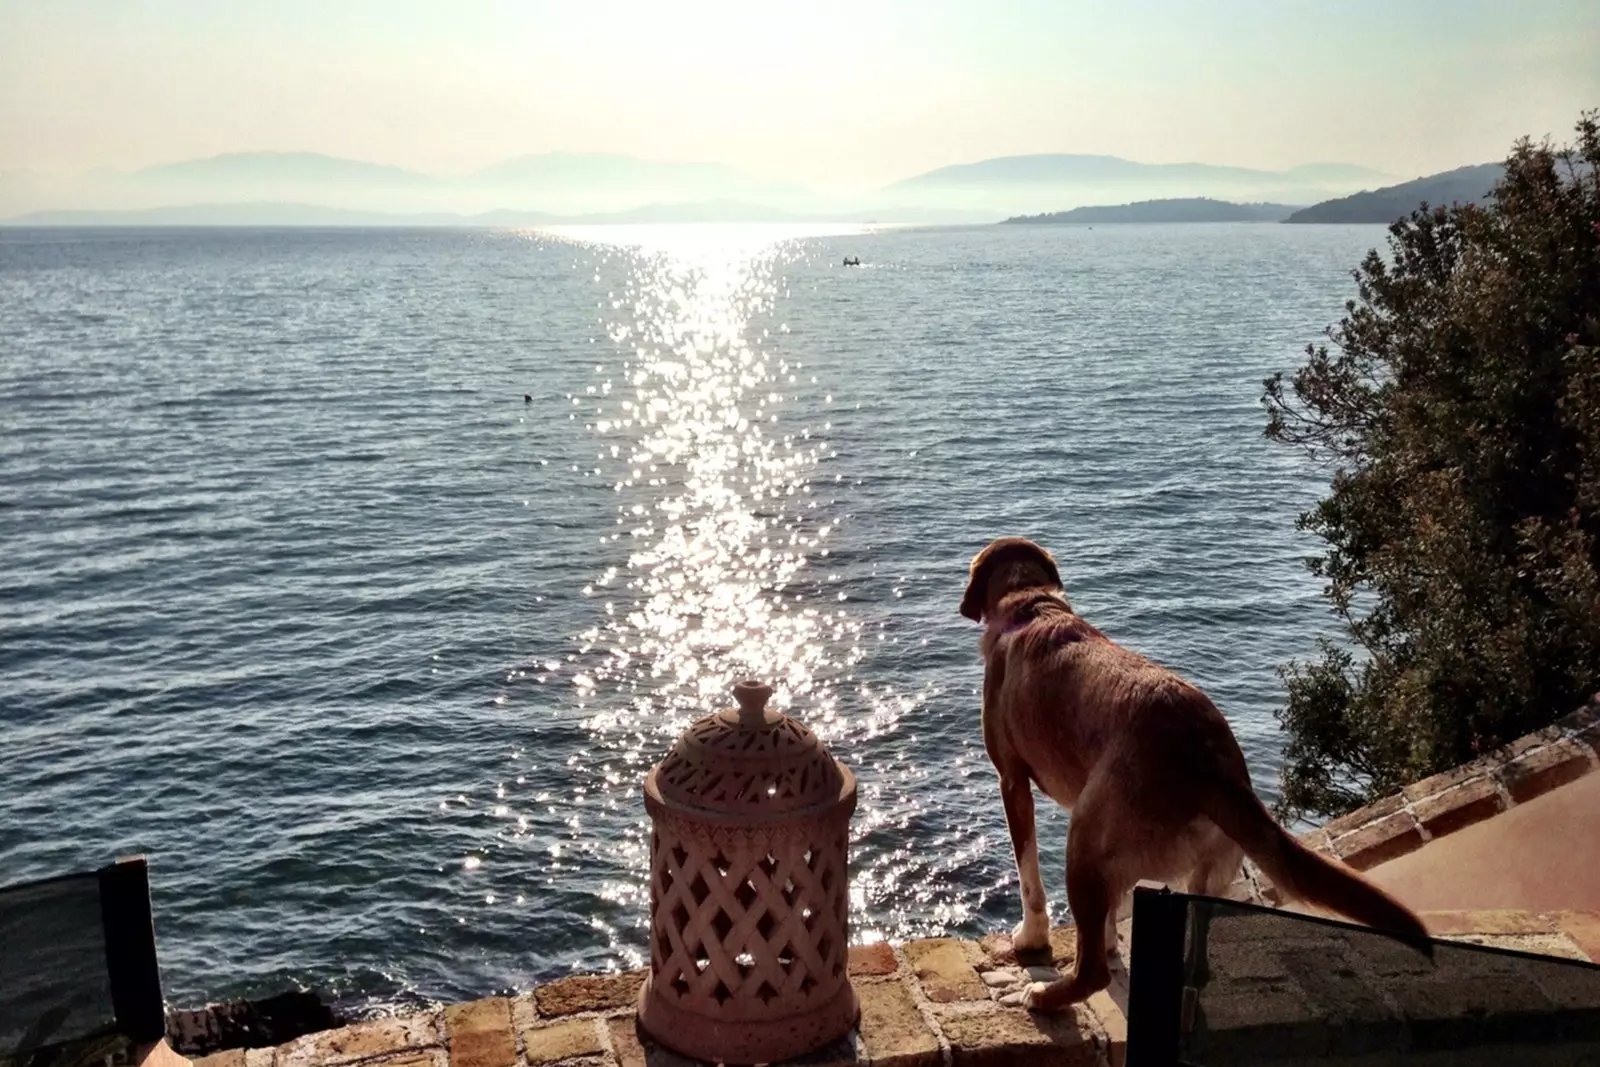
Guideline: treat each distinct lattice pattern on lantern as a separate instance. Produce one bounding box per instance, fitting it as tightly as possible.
[648,820,850,1018]
[654,716,843,813]
[638,680,859,1063]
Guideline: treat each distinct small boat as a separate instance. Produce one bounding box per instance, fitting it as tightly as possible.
[843,256,861,267]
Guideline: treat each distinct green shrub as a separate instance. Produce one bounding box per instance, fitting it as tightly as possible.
[1263,110,1600,820]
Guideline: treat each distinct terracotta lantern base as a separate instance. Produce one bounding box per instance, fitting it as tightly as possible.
[637,973,858,1064]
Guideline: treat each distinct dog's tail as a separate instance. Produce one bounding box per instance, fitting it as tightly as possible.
[1202,776,1433,955]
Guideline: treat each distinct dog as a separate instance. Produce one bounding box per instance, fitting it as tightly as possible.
[961,536,1429,1011]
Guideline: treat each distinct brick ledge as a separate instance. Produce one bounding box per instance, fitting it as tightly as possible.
[186,701,1600,1067]
[191,906,1600,1067]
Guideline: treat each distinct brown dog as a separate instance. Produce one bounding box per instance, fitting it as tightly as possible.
[961,536,1429,1010]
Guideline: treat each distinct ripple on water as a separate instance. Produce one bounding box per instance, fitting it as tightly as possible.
[0,222,1385,1009]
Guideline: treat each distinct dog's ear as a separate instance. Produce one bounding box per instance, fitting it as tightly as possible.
[960,537,1062,621]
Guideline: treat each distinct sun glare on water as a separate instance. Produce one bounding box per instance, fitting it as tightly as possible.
[449,223,982,975]
[553,223,879,718]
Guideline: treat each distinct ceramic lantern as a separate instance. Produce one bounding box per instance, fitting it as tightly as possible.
[637,679,858,1064]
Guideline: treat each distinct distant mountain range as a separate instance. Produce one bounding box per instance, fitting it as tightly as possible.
[883,154,1395,215]
[3,199,975,228]
[1283,163,1504,223]
[896,155,1387,189]
[1,152,1527,228]
[0,149,1406,225]
[0,151,825,222]
[130,152,437,189]
[1004,197,1299,224]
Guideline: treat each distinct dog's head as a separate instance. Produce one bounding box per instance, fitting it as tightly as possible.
[959,537,1063,622]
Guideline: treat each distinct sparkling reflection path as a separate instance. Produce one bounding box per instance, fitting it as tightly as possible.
[479,226,998,975]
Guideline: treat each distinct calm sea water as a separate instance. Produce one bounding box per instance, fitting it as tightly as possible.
[0,221,1384,1012]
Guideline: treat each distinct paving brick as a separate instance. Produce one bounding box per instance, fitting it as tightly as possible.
[607,1017,644,1067]
[772,1035,858,1067]
[1402,757,1497,803]
[978,931,1016,966]
[359,1054,440,1067]
[939,1006,1095,1067]
[1410,776,1503,837]
[1045,927,1080,969]
[848,941,899,979]
[1280,946,1404,1032]
[1527,947,1600,1009]
[534,970,646,1017]
[507,994,540,1039]
[1496,739,1595,804]
[1195,978,1314,1029]
[1553,910,1600,963]
[1419,909,1557,936]
[1294,828,1332,853]
[445,998,514,1067]
[1329,811,1423,870]
[855,978,938,1067]
[521,1019,604,1065]
[1576,720,1600,759]
[193,1051,245,1067]
[1207,938,1292,982]
[1085,990,1126,1067]
[278,1013,440,1067]
[1389,971,1556,1024]
[1188,983,1327,1064]
[607,1016,709,1067]
[1557,701,1600,732]
[1448,932,1594,960]
[903,938,988,1003]
[1498,724,1570,760]
[1321,792,1406,839]
[1345,930,1437,977]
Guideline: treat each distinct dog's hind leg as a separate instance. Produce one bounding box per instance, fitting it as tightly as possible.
[1104,889,1131,959]
[1000,774,1051,954]
[1024,798,1130,1011]
[1187,841,1243,898]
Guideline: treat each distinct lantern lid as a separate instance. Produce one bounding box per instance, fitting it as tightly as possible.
[648,680,850,818]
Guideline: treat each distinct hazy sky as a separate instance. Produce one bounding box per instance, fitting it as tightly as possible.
[2,0,1597,190]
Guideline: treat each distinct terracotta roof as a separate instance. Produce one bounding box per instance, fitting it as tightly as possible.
[1227,696,1600,912]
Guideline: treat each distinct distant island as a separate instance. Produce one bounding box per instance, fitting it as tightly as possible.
[997,165,1511,227]
[1002,197,1299,224]
[1284,163,1502,223]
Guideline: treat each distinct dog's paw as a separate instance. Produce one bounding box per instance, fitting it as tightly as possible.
[1012,919,1050,954]
[1021,981,1057,1012]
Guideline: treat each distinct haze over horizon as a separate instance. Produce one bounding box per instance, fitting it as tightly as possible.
[3,0,1597,194]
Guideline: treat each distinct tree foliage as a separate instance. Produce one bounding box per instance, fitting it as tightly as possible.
[1263,111,1600,820]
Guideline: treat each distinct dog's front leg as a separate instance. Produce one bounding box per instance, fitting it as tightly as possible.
[1000,774,1051,953]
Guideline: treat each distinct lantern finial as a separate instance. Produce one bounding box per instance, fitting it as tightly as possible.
[731,678,775,727]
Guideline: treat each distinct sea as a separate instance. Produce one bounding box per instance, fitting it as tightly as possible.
[0,221,1386,1012]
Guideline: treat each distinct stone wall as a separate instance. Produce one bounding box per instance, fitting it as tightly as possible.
[190,907,1600,1067]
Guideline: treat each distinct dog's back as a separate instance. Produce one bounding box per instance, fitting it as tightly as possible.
[964,536,1430,1009]
[985,589,1253,810]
